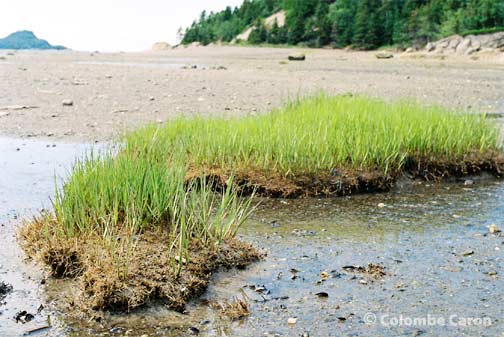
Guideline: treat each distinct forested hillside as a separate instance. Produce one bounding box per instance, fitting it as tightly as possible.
[182,0,504,49]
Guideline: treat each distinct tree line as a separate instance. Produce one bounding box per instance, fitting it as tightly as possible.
[182,0,504,49]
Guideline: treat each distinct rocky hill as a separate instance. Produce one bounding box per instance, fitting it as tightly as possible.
[0,31,66,50]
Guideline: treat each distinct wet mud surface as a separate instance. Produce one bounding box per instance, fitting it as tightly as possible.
[0,137,90,336]
[1,138,503,336]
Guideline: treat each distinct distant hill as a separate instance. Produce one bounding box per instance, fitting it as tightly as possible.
[0,31,66,50]
[182,0,504,50]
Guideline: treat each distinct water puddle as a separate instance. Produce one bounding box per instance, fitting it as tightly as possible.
[1,137,503,336]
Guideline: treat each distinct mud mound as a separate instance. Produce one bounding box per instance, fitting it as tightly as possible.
[20,221,262,315]
[189,168,394,198]
[187,153,504,198]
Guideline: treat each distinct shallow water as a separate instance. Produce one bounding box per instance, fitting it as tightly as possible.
[0,137,91,336]
[0,138,503,336]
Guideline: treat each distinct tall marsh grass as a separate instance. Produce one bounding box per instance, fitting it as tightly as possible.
[44,94,499,276]
[127,94,500,174]
[50,148,255,276]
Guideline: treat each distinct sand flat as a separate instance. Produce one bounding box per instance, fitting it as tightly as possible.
[0,46,503,141]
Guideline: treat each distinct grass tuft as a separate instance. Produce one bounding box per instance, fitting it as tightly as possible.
[127,94,500,176]
[21,94,501,312]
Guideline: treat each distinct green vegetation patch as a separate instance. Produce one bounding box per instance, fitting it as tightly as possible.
[128,94,501,192]
[21,95,502,314]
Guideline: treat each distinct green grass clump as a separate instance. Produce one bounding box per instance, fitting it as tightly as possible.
[50,149,254,276]
[42,94,499,276]
[24,94,501,310]
[127,94,500,175]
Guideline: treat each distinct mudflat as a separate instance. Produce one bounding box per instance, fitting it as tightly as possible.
[0,46,503,142]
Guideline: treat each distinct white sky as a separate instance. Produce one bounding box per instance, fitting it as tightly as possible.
[0,0,244,52]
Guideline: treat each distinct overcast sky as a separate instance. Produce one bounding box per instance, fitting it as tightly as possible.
[0,0,244,52]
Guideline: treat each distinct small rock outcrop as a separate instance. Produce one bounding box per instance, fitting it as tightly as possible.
[424,32,504,55]
[375,52,394,59]
[151,42,171,51]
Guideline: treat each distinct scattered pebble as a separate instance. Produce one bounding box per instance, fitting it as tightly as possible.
[0,281,13,298]
[109,327,124,333]
[62,99,73,106]
[461,250,474,256]
[443,266,463,272]
[188,326,200,335]
[288,317,297,325]
[14,310,35,324]
[489,224,501,234]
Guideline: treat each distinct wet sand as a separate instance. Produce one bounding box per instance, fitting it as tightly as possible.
[0,46,503,142]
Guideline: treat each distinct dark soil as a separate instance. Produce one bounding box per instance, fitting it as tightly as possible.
[188,152,504,198]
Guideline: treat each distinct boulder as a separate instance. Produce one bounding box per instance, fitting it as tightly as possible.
[456,38,472,54]
[375,52,394,59]
[447,36,462,50]
[288,53,306,61]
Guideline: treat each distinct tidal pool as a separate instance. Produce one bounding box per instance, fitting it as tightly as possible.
[0,137,502,336]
